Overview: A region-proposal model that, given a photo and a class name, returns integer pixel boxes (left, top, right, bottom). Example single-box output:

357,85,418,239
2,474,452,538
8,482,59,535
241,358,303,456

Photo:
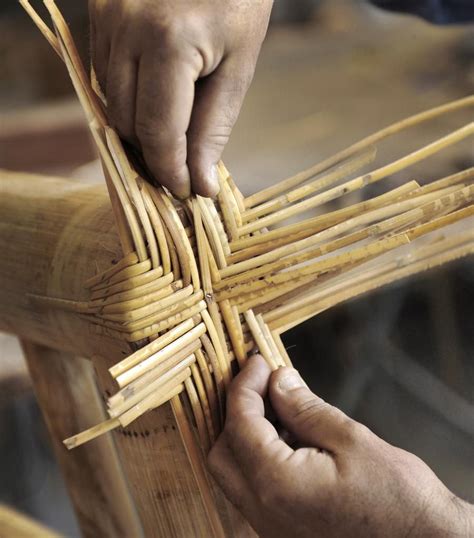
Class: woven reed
21,1,474,460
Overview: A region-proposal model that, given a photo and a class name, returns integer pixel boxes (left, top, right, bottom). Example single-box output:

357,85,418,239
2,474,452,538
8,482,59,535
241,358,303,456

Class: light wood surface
0,504,61,538
0,169,126,359
3,2,472,536
0,169,253,536
21,341,140,538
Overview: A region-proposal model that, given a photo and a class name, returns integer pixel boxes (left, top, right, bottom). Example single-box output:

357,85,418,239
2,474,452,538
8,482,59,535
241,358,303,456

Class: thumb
269,367,361,454
187,55,255,197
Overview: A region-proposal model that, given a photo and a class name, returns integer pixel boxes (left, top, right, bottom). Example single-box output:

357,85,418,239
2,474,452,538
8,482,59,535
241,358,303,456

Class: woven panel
21,1,474,458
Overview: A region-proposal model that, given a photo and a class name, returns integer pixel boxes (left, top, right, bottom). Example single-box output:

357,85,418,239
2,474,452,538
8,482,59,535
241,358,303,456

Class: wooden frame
2,1,472,535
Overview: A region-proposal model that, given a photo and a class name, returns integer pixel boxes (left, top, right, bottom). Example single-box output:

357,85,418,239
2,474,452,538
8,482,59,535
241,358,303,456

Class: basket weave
22,0,474,465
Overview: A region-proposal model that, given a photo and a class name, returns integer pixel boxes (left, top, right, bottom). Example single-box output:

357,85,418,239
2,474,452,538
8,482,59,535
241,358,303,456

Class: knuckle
339,416,370,447
293,397,330,426
146,13,183,49
189,131,230,159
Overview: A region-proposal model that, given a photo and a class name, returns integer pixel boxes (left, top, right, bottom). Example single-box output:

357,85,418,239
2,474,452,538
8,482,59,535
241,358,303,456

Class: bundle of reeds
21,0,473,515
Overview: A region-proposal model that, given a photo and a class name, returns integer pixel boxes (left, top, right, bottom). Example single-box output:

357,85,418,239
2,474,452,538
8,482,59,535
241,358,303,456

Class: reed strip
245,95,474,207
218,187,458,296
271,332,293,367
220,300,247,367
270,237,474,332
203,198,231,257
149,187,198,288
229,181,419,257
235,234,410,313
240,123,474,235
90,123,149,261
101,285,194,323
110,316,200,377
191,363,216,442
63,417,120,450
197,197,228,268
91,260,152,291
217,175,240,241
200,336,226,423
184,377,211,452
92,300,207,343
243,311,278,370
115,325,206,388
242,146,376,222
118,377,187,427
98,291,203,333
84,253,139,289
106,128,160,269
162,223,182,280
112,343,200,413
90,268,167,300
98,281,182,315
265,228,474,327
257,314,286,368
195,348,221,430
110,356,195,418
19,0,61,56
44,0,106,124
141,184,172,273
193,200,233,381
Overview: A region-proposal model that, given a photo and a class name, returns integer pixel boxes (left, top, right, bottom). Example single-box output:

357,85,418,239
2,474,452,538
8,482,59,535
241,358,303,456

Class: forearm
369,0,474,23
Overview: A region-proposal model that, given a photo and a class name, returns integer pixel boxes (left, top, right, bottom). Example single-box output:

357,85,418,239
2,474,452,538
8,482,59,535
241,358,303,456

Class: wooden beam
0,170,253,537
0,169,127,360
21,340,141,538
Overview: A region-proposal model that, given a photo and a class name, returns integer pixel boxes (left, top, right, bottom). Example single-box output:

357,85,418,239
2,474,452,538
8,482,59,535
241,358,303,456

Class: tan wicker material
21,0,474,465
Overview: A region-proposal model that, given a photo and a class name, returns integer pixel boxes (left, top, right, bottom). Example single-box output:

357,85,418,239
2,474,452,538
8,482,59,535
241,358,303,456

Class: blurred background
1,0,473,535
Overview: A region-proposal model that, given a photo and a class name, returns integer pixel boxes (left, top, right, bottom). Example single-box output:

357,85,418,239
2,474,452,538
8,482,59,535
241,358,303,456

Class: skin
89,4,474,534
88,0,273,198
209,355,474,537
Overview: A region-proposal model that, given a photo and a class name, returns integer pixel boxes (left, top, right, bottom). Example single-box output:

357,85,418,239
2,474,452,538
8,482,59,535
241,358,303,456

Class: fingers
88,1,112,93
208,435,257,517
224,356,293,483
135,52,198,199
269,367,362,454
106,41,138,144
87,1,265,199
187,56,254,197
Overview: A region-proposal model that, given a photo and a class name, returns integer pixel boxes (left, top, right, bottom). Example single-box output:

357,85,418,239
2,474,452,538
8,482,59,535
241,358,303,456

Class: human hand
209,355,473,537
89,0,272,198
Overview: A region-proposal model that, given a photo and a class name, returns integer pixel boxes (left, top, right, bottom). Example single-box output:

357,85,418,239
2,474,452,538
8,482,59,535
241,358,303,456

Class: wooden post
21,341,141,538
0,170,253,537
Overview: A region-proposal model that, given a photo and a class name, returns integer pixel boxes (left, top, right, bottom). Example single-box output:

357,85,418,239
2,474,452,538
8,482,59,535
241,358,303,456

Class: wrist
452,497,474,537
429,493,474,537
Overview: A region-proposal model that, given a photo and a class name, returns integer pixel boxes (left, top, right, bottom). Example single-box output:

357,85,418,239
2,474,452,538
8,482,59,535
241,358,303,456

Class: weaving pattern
21,0,474,461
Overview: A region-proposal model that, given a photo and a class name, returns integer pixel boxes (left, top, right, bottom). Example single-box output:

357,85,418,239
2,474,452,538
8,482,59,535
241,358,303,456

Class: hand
209,355,473,537
89,0,272,198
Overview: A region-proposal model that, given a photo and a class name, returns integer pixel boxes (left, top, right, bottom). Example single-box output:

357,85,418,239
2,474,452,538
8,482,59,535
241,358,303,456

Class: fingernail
278,370,304,392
